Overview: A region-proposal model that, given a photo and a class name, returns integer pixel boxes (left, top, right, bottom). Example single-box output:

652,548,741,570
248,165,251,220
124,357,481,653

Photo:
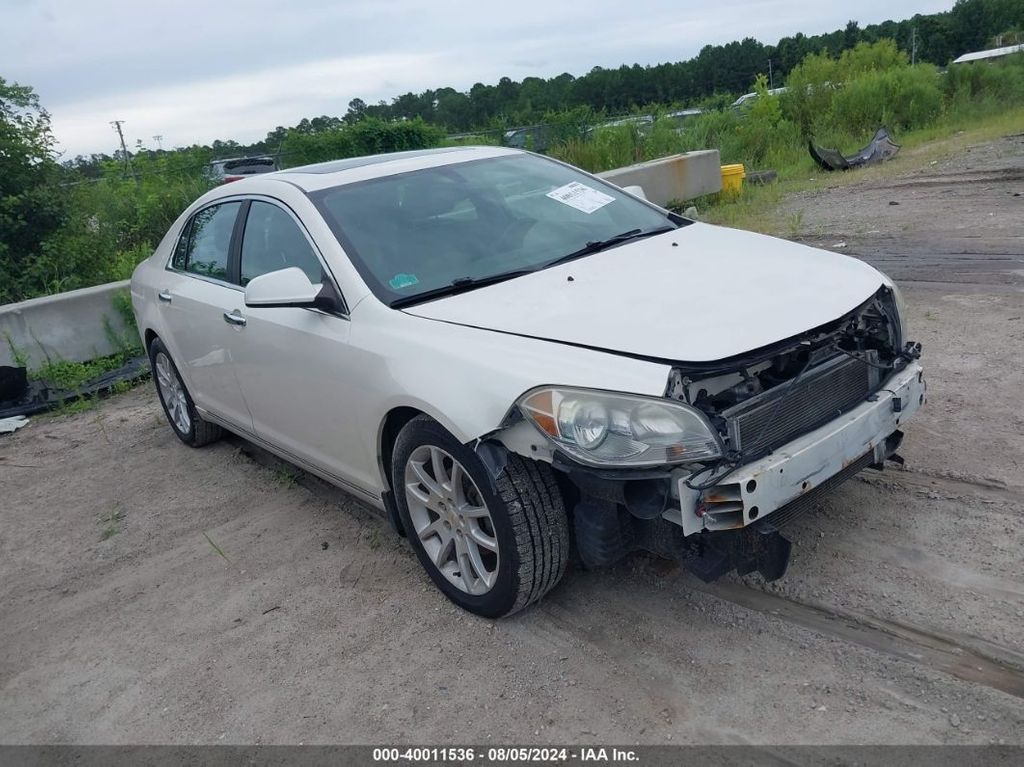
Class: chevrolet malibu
131,146,925,617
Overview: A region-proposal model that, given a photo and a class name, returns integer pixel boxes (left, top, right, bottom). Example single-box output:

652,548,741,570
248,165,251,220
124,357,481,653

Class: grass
697,105,1024,236
203,531,233,566
27,351,145,416
273,464,301,488
99,506,126,540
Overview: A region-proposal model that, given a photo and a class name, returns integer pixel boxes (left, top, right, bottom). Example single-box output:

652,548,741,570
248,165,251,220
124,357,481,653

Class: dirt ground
1,136,1023,746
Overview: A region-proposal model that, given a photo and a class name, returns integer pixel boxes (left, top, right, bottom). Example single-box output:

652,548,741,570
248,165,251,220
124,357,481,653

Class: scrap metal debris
0,355,150,419
0,415,30,434
809,127,901,172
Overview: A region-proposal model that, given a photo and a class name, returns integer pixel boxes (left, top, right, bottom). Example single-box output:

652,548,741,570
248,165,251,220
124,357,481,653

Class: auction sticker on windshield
546,182,615,214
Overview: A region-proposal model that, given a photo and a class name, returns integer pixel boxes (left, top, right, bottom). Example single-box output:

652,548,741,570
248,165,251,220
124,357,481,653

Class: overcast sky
2,0,952,158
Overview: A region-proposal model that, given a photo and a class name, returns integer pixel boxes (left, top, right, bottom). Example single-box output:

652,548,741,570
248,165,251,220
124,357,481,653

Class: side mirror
244,267,321,308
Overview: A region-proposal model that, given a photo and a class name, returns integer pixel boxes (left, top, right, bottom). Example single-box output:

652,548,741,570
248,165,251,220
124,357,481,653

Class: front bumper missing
668,362,926,537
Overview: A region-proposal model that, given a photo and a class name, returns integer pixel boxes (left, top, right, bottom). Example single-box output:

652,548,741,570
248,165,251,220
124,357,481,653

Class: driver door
228,199,369,493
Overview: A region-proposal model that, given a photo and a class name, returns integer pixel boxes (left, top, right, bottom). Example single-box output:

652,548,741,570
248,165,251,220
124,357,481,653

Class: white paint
406,222,885,362
130,146,916,528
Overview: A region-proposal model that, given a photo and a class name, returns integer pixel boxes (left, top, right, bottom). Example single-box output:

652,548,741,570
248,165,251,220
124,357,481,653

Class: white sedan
131,146,924,617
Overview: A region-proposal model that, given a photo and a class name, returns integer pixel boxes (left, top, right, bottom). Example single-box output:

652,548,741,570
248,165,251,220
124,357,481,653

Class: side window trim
170,217,192,270
227,199,251,286
237,195,350,316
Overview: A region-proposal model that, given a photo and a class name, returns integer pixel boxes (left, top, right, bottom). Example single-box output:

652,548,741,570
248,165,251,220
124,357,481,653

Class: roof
267,145,518,192
952,43,1024,64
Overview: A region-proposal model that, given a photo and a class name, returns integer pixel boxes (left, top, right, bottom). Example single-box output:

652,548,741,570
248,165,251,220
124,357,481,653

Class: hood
403,223,885,363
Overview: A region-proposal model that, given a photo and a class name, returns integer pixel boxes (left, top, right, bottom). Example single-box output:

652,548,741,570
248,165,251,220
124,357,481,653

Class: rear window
180,202,242,280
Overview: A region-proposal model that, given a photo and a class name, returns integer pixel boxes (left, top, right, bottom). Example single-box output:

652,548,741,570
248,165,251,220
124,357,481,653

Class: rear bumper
669,362,926,536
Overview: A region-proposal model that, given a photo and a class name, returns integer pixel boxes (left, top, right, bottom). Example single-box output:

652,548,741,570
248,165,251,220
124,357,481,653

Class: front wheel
392,415,569,617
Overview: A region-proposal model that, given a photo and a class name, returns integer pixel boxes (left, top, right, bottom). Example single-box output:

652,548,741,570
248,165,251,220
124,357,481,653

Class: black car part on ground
0,365,28,402
0,355,150,419
810,127,901,171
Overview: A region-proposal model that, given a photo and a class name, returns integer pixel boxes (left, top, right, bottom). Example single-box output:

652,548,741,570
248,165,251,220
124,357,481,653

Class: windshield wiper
390,269,536,308
544,226,676,268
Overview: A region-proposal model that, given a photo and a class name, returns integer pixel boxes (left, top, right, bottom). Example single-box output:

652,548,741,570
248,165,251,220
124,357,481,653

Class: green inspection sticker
389,273,420,290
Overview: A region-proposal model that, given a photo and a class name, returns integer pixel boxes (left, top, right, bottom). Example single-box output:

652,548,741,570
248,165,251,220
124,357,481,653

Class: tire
148,337,222,447
392,415,569,618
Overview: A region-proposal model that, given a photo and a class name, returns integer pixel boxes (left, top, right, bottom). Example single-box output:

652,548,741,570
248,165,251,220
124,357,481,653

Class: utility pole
152,134,163,150
768,58,774,89
911,27,918,66
110,120,135,179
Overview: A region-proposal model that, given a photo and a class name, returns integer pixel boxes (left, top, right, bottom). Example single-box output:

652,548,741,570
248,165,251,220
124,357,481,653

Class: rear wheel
392,415,569,617
149,337,222,447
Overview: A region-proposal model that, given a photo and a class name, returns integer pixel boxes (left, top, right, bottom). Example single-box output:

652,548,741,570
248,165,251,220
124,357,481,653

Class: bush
830,64,943,135
279,117,446,167
943,53,1024,113
781,40,945,138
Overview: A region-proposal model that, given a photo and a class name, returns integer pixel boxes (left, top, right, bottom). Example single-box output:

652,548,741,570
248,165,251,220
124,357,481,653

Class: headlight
518,387,722,467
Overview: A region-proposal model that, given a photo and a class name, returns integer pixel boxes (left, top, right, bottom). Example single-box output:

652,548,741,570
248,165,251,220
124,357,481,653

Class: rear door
158,200,254,432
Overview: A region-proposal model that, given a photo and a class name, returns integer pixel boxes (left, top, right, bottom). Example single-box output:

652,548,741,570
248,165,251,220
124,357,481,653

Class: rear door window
239,201,324,287
183,202,242,280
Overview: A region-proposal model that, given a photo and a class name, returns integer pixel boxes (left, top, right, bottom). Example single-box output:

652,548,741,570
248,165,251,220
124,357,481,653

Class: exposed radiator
724,354,875,458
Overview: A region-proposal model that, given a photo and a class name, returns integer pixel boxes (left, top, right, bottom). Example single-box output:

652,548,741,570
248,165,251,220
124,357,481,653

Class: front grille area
769,450,875,529
724,355,874,458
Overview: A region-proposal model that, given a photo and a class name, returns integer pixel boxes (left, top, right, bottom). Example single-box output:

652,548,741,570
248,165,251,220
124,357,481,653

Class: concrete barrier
0,280,133,368
598,149,722,206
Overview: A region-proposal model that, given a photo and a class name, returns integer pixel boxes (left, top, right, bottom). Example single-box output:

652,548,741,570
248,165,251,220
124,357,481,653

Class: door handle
223,310,247,327
158,290,172,302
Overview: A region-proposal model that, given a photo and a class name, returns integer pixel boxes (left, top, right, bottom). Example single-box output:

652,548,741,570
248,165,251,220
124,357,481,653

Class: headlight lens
519,387,722,467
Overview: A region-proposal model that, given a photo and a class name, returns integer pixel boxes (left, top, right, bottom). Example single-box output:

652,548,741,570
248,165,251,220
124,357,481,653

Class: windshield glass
310,153,674,306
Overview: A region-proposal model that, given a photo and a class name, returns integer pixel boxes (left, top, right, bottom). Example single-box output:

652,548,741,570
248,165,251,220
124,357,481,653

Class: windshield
310,153,676,306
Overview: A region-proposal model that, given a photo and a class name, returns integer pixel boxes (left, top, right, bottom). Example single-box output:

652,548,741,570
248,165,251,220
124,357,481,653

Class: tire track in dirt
692,579,1024,700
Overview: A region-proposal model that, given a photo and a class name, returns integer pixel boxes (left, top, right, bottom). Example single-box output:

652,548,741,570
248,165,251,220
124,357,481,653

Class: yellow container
720,163,746,196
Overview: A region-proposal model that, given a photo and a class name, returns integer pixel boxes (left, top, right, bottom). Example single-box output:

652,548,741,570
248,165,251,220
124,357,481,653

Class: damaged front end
541,286,925,582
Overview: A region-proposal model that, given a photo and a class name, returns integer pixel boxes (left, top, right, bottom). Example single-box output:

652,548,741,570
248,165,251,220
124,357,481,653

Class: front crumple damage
665,286,918,478
483,286,926,583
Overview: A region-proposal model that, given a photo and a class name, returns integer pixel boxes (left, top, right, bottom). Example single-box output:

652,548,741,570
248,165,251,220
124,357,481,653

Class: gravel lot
1,136,1022,745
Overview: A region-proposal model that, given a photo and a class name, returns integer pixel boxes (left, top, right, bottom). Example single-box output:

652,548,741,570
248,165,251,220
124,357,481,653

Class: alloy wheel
404,445,499,595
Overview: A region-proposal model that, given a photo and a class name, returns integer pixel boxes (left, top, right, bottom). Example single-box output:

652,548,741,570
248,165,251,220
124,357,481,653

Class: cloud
2,0,954,156
49,51,449,157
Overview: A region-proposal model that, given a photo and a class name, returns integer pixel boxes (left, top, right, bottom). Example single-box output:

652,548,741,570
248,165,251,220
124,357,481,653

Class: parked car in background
205,156,278,185
731,87,787,109
132,146,924,618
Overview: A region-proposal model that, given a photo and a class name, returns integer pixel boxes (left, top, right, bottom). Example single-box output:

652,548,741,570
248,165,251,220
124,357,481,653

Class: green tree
0,78,66,303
